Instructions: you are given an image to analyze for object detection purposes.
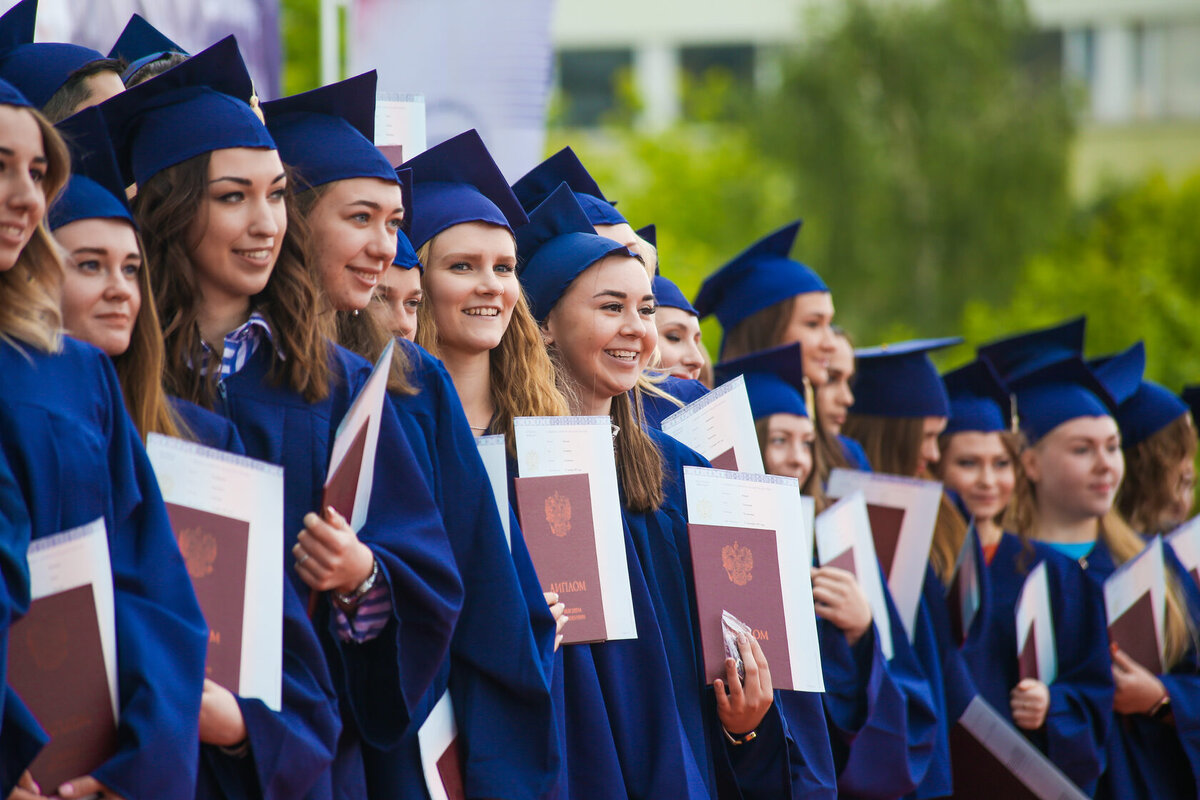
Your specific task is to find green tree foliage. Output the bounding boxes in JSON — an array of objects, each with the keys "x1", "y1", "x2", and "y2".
[
  {"x1": 280, "y1": 0, "x2": 319, "y2": 96},
  {"x1": 754, "y1": 0, "x2": 1075, "y2": 343},
  {"x1": 960, "y1": 172, "x2": 1200, "y2": 389}
]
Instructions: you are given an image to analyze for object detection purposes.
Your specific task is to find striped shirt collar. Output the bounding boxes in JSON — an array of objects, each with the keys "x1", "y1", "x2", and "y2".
[{"x1": 199, "y1": 311, "x2": 282, "y2": 380}]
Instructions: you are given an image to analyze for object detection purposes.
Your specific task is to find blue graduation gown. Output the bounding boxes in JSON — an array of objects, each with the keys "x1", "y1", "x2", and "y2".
[
  {"x1": 0, "y1": 452, "x2": 38, "y2": 797},
  {"x1": 170, "y1": 395, "x2": 246, "y2": 453},
  {"x1": 213, "y1": 342, "x2": 463, "y2": 797},
  {"x1": 361, "y1": 341, "x2": 558, "y2": 800},
  {"x1": 639, "y1": 375, "x2": 709, "y2": 430},
  {"x1": 1088, "y1": 537, "x2": 1200, "y2": 799},
  {"x1": 643, "y1": 427, "x2": 835, "y2": 798},
  {"x1": 816, "y1": 569, "x2": 940, "y2": 799},
  {"x1": 837, "y1": 434, "x2": 872, "y2": 471},
  {"x1": 0, "y1": 337, "x2": 208, "y2": 798},
  {"x1": 963, "y1": 533, "x2": 1114, "y2": 795}
]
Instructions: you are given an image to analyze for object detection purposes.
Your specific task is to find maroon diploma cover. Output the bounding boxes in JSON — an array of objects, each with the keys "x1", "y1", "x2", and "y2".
[
  {"x1": 514, "y1": 473, "x2": 607, "y2": 644},
  {"x1": 709, "y1": 448, "x2": 739, "y2": 471},
  {"x1": 435, "y1": 737, "x2": 467, "y2": 800},
  {"x1": 323, "y1": 421, "x2": 370, "y2": 523},
  {"x1": 826, "y1": 547, "x2": 858, "y2": 577},
  {"x1": 688, "y1": 524, "x2": 796, "y2": 690},
  {"x1": 1017, "y1": 625, "x2": 1039, "y2": 682},
  {"x1": 165, "y1": 503, "x2": 251, "y2": 691},
  {"x1": 865, "y1": 504, "x2": 906, "y2": 578},
  {"x1": 8, "y1": 585, "x2": 117, "y2": 790},
  {"x1": 1107, "y1": 591, "x2": 1163, "y2": 675}
]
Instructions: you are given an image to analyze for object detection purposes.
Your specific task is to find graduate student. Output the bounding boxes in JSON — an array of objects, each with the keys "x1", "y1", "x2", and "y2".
[
  {"x1": 818, "y1": 328, "x2": 872, "y2": 472},
  {"x1": 371, "y1": 228, "x2": 423, "y2": 340},
  {"x1": 0, "y1": 0, "x2": 124, "y2": 121},
  {"x1": 101, "y1": 40, "x2": 463, "y2": 797},
  {"x1": 0, "y1": 76, "x2": 207, "y2": 800},
  {"x1": 519, "y1": 183, "x2": 837, "y2": 799},
  {"x1": 642, "y1": 236, "x2": 706, "y2": 382},
  {"x1": 933, "y1": 355, "x2": 1115, "y2": 796},
  {"x1": 266, "y1": 81, "x2": 558, "y2": 800},
  {"x1": 716, "y1": 342, "x2": 941, "y2": 799},
  {"x1": 107, "y1": 13, "x2": 189, "y2": 89}
]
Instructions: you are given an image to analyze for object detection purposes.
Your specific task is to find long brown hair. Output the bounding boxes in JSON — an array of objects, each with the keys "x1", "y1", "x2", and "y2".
[
  {"x1": 720, "y1": 295, "x2": 795, "y2": 361},
  {"x1": 842, "y1": 414, "x2": 926, "y2": 478},
  {"x1": 1010, "y1": 440, "x2": 1196, "y2": 671},
  {"x1": 0, "y1": 106, "x2": 69, "y2": 353},
  {"x1": 1117, "y1": 414, "x2": 1197, "y2": 535},
  {"x1": 293, "y1": 184, "x2": 415, "y2": 396},
  {"x1": 755, "y1": 416, "x2": 829, "y2": 511},
  {"x1": 414, "y1": 237, "x2": 568, "y2": 452},
  {"x1": 135, "y1": 153, "x2": 330, "y2": 408}
]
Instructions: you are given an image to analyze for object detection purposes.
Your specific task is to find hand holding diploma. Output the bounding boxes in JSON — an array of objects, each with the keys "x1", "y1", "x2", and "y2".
[
  {"x1": 199, "y1": 679, "x2": 249, "y2": 748},
  {"x1": 715, "y1": 635, "x2": 774, "y2": 738},
  {"x1": 810, "y1": 566, "x2": 873, "y2": 647},
  {"x1": 1010, "y1": 678, "x2": 1050, "y2": 731},
  {"x1": 544, "y1": 592, "x2": 568, "y2": 652},
  {"x1": 294, "y1": 506, "x2": 376, "y2": 596},
  {"x1": 1110, "y1": 645, "x2": 1168, "y2": 717}
]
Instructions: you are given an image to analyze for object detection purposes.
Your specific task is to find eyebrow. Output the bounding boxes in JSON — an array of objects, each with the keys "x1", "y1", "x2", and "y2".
[
  {"x1": 346, "y1": 199, "x2": 405, "y2": 215},
  {"x1": 0, "y1": 145, "x2": 47, "y2": 163},
  {"x1": 72, "y1": 246, "x2": 141, "y2": 260},
  {"x1": 209, "y1": 172, "x2": 287, "y2": 186}
]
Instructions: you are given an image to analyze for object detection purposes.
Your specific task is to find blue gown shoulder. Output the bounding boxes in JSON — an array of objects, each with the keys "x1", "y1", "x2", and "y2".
[
  {"x1": 837, "y1": 434, "x2": 872, "y2": 471},
  {"x1": 169, "y1": 395, "x2": 246, "y2": 454}
]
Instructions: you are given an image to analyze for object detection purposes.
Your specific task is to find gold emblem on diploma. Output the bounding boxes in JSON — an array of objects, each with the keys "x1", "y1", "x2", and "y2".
[
  {"x1": 545, "y1": 491, "x2": 572, "y2": 538},
  {"x1": 721, "y1": 541, "x2": 754, "y2": 586},
  {"x1": 179, "y1": 525, "x2": 218, "y2": 579}
]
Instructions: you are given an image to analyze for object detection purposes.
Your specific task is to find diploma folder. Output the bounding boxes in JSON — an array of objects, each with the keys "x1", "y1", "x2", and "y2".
[
  {"x1": 1103, "y1": 535, "x2": 1167, "y2": 675},
  {"x1": 1015, "y1": 562, "x2": 1057, "y2": 684},
  {"x1": 418, "y1": 690, "x2": 466, "y2": 800},
  {"x1": 660, "y1": 375, "x2": 765, "y2": 474},
  {"x1": 1166, "y1": 515, "x2": 1200, "y2": 591},
  {"x1": 946, "y1": 522, "x2": 983, "y2": 647},
  {"x1": 826, "y1": 469, "x2": 943, "y2": 642},
  {"x1": 7, "y1": 519, "x2": 118, "y2": 791},
  {"x1": 475, "y1": 434, "x2": 511, "y2": 549},
  {"x1": 147, "y1": 433, "x2": 285, "y2": 710},
  {"x1": 950, "y1": 695, "x2": 1089, "y2": 800}
]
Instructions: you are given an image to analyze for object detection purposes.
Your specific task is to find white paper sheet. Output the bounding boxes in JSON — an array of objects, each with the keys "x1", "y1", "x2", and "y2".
[
  {"x1": 147, "y1": 434, "x2": 285, "y2": 711},
  {"x1": 418, "y1": 689, "x2": 461, "y2": 800},
  {"x1": 683, "y1": 467, "x2": 824, "y2": 692},
  {"x1": 475, "y1": 434, "x2": 511, "y2": 549},
  {"x1": 26, "y1": 518, "x2": 118, "y2": 720},
  {"x1": 948, "y1": 522, "x2": 982, "y2": 645},
  {"x1": 1103, "y1": 535, "x2": 1167, "y2": 670},
  {"x1": 328, "y1": 338, "x2": 394, "y2": 532},
  {"x1": 816, "y1": 491, "x2": 894, "y2": 660},
  {"x1": 375, "y1": 92, "x2": 427, "y2": 158},
  {"x1": 660, "y1": 376, "x2": 764, "y2": 474},
  {"x1": 514, "y1": 416, "x2": 636, "y2": 640},
  {"x1": 826, "y1": 469, "x2": 942, "y2": 642},
  {"x1": 1015, "y1": 562, "x2": 1058, "y2": 685},
  {"x1": 1166, "y1": 515, "x2": 1200, "y2": 588}
]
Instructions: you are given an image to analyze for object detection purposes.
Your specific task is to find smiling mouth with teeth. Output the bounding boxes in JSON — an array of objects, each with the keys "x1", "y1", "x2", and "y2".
[
  {"x1": 463, "y1": 308, "x2": 500, "y2": 317},
  {"x1": 606, "y1": 350, "x2": 639, "y2": 361}
]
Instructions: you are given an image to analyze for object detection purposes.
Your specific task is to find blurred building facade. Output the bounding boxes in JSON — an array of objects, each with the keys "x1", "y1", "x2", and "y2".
[{"x1": 551, "y1": 0, "x2": 1200, "y2": 196}]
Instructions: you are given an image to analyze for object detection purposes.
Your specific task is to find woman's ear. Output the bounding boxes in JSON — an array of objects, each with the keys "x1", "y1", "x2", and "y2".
[
  {"x1": 1021, "y1": 445, "x2": 1041, "y2": 484},
  {"x1": 539, "y1": 318, "x2": 554, "y2": 347}
]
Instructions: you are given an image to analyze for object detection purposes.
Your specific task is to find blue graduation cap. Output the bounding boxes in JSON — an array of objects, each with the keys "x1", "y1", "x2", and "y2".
[
  {"x1": 850, "y1": 337, "x2": 963, "y2": 419},
  {"x1": 636, "y1": 223, "x2": 656, "y2": 251},
  {"x1": 394, "y1": 166, "x2": 413, "y2": 234},
  {"x1": 516, "y1": 182, "x2": 635, "y2": 321},
  {"x1": 48, "y1": 105, "x2": 133, "y2": 230},
  {"x1": 1088, "y1": 341, "x2": 1145, "y2": 407},
  {"x1": 715, "y1": 342, "x2": 808, "y2": 421},
  {"x1": 1091, "y1": 342, "x2": 1189, "y2": 448},
  {"x1": 692, "y1": 221, "x2": 827, "y2": 349},
  {"x1": 0, "y1": 75, "x2": 30, "y2": 106},
  {"x1": 652, "y1": 274, "x2": 696, "y2": 316},
  {"x1": 978, "y1": 316, "x2": 1086, "y2": 381},
  {"x1": 943, "y1": 358, "x2": 1013, "y2": 435},
  {"x1": 512, "y1": 146, "x2": 626, "y2": 226},
  {"x1": 263, "y1": 71, "x2": 395, "y2": 192},
  {"x1": 402, "y1": 129, "x2": 527, "y2": 250},
  {"x1": 107, "y1": 14, "x2": 187, "y2": 84},
  {"x1": 390, "y1": 169, "x2": 420, "y2": 268},
  {"x1": 1008, "y1": 355, "x2": 1116, "y2": 443},
  {"x1": 0, "y1": 0, "x2": 106, "y2": 109},
  {"x1": 1182, "y1": 386, "x2": 1200, "y2": 427},
  {"x1": 96, "y1": 36, "x2": 271, "y2": 187}
]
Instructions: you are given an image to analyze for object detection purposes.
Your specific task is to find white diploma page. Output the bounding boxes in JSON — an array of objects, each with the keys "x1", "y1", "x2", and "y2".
[
  {"x1": 1167, "y1": 516, "x2": 1200, "y2": 590},
  {"x1": 514, "y1": 416, "x2": 636, "y2": 640},
  {"x1": 660, "y1": 376, "x2": 765, "y2": 474},
  {"x1": 815, "y1": 491, "x2": 894, "y2": 660},
  {"x1": 327, "y1": 338, "x2": 394, "y2": 532},
  {"x1": 826, "y1": 468, "x2": 942, "y2": 642},
  {"x1": 1015, "y1": 562, "x2": 1058, "y2": 685},
  {"x1": 147, "y1": 433, "x2": 285, "y2": 711},
  {"x1": 683, "y1": 466, "x2": 824, "y2": 692},
  {"x1": 26, "y1": 518, "x2": 119, "y2": 720},
  {"x1": 1103, "y1": 535, "x2": 1167, "y2": 674},
  {"x1": 475, "y1": 434, "x2": 511, "y2": 549},
  {"x1": 418, "y1": 689, "x2": 465, "y2": 800},
  {"x1": 375, "y1": 92, "x2": 427, "y2": 159}
]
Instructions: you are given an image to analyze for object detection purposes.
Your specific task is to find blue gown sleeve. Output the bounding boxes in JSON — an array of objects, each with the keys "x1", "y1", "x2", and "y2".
[
  {"x1": 90, "y1": 357, "x2": 209, "y2": 799},
  {"x1": 1161, "y1": 546, "x2": 1200, "y2": 796}
]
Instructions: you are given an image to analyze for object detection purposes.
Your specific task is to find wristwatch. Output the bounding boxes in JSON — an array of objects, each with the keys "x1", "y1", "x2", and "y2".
[
  {"x1": 722, "y1": 725, "x2": 758, "y2": 746},
  {"x1": 334, "y1": 558, "x2": 379, "y2": 609},
  {"x1": 1149, "y1": 693, "x2": 1172, "y2": 721}
]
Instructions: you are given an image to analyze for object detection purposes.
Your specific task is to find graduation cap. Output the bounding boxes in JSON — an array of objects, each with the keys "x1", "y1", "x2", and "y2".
[
  {"x1": 0, "y1": 75, "x2": 30, "y2": 107},
  {"x1": 1182, "y1": 386, "x2": 1200, "y2": 427},
  {"x1": 652, "y1": 274, "x2": 696, "y2": 316},
  {"x1": 1008, "y1": 355, "x2": 1116, "y2": 443},
  {"x1": 978, "y1": 316, "x2": 1086, "y2": 382},
  {"x1": 942, "y1": 358, "x2": 1013, "y2": 435},
  {"x1": 850, "y1": 337, "x2": 963, "y2": 419},
  {"x1": 392, "y1": 230, "x2": 421, "y2": 271},
  {"x1": 516, "y1": 182, "x2": 635, "y2": 321},
  {"x1": 692, "y1": 221, "x2": 827, "y2": 350},
  {"x1": 636, "y1": 223, "x2": 656, "y2": 251},
  {"x1": 107, "y1": 14, "x2": 187, "y2": 84},
  {"x1": 512, "y1": 146, "x2": 626, "y2": 226},
  {"x1": 0, "y1": 0, "x2": 107, "y2": 109},
  {"x1": 401, "y1": 128, "x2": 527, "y2": 250},
  {"x1": 96, "y1": 36, "x2": 271, "y2": 187},
  {"x1": 394, "y1": 167, "x2": 413, "y2": 234},
  {"x1": 715, "y1": 342, "x2": 809, "y2": 421},
  {"x1": 1091, "y1": 342, "x2": 1189, "y2": 448},
  {"x1": 48, "y1": 105, "x2": 133, "y2": 230},
  {"x1": 263, "y1": 71, "x2": 395, "y2": 192}
]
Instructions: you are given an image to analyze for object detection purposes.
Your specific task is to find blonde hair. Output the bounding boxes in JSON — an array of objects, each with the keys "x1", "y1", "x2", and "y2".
[
  {"x1": 1010, "y1": 439, "x2": 1196, "y2": 671},
  {"x1": 415, "y1": 237, "x2": 568, "y2": 454},
  {"x1": 0, "y1": 107, "x2": 69, "y2": 352}
]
